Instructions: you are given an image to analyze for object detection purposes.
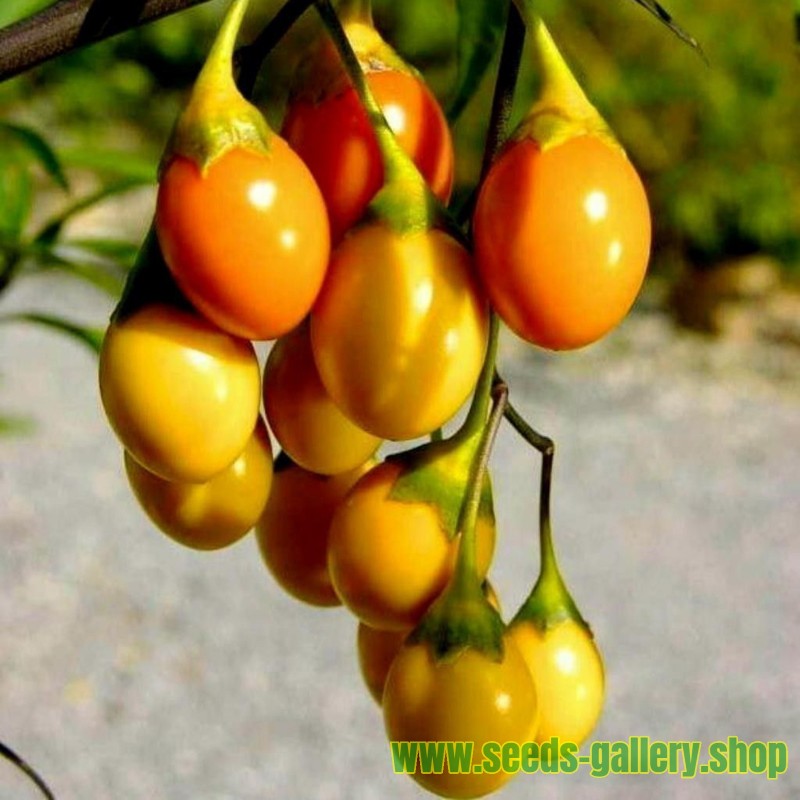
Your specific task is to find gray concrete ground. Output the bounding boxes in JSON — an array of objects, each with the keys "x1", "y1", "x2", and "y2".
[{"x1": 1, "y1": 268, "x2": 798, "y2": 800}]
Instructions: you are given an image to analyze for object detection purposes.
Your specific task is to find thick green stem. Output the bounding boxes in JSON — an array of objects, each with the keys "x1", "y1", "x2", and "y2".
[
  {"x1": 195, "y1": 0, "x2": 249, "y2": 100},
  {"x1": 336, "y1": 0, "x2": 373, "y2": 25},
  {"x1": 167, "y1": 0, "x2": 271, "y2": 170},
  {"x1": 451, "y1": 382, "x2": 508, "y2": 594},
  {"x1": 513, "y1": 0, "x2": 615, "y2": 150},
  {"x1": 524, "y1": 9, "x2": 589, "y2": 116},
  {"x1": 458, "y1": 313, "x2": 500, "y2": 440}
]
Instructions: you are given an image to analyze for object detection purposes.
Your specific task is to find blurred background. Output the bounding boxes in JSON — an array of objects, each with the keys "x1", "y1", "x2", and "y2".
[{"x1": 0, "y1": 0, "x2": 798, "y2": 798}]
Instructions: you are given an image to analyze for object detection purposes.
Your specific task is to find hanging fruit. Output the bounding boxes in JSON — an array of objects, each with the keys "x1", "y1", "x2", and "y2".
[
  {"x1": 156, "y1": 0, "x2": 331, "y2": 341},
  {"x1": 473, "y1": 10, "x2": 651, "y2": 351}
]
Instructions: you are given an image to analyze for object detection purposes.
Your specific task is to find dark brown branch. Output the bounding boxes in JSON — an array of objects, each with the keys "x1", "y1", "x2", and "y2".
[
  {"x1": 456, "y1": 1, "x2": 525, "y2": 225},
  {"x1": 479, "y1": 1, "x2": 525, "y2": 180},
  {"x1": 0, "y1": 740, "x2": 55, "y2": 800},
  {"x1": 0, "y1": 0, "x2": 215, "y2": 83},
  {"x1": 235, "y1": 0, "x2": 316, "y2": 96}
]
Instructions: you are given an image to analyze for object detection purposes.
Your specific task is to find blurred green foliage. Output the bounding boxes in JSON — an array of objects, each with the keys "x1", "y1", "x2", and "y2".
[
  {"x1": 0, "y1": 116, "x2": 147, "y2": 351},
  {"x1": 0, "y1": 0, "x2": 798, "y2": 286}
]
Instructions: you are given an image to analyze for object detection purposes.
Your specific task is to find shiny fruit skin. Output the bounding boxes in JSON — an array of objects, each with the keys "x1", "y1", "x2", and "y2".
[
  {"x1": 473, "y1": 135, "x2": 651, "y2": 350},
  {"x1": 156, "y1": 144, "x2": 330, "y2": 340},
  {"x1": 383, "y1": 638, "x2": 539, "y2": 799},
  {"x1": 357, "y1": 623, "x2": 407, "y2": 705},
  {"x1": 124, "y1": 420, "x2": 273, "y2": 551},
  {"x1": 327, "y1": 461, "x2": 495, "y2": 630},
  {"x1": 263, "y1": 323, "x2": 380, "y2": 476},
  {"x1": 99, "y1": 304, "x2": 261, "y2": 483},
  {"x1": 357, "y1": 583, "x2": 501, "y2": 706},
  {"x1": 282, "y1": 70, "x2": 454, "y2": 242},
  {"x1": 311, "y1": 226, "x2": 489, "y2": 441},
  {"x1": 256, "y1": 459, "x2": 373, "y2": 607},
  {"x1": 509, "y1": 619, "x2": 604, "y2": 746}
]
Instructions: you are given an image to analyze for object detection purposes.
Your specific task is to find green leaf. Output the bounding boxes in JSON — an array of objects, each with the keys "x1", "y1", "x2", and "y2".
[
  {"x1": 0, "y1": 122, "x2": 69, "y2": 190},
  {"x1": 0, "y1": 158, "x2": 33, "y2": 241},
  {"x1": 0, "y1": 1, "x2": 50, "y2": 28},
  {"x1": 58, "y1": 148, "x2": 157, "y2": 183},
  {"x1": 67, "y1": 237, "x2": 140, "y2": 264},
  {"x1": 34, "y1": 178, "x2": 150, "y2": 245},
  {"x1": 0, "y1": 312, "x2": 105, "y2": 354},
  {"x1": 447, "y1": 0, "x2": 510, "y2": 122},
  {"x1": 37, "y1": 256, "x2": 127, "y2": 296},
  {"x1": 25, "y1": 256, "x2": 126, "y2": 296},
  {"x1": 0, "y1": 413, "x2": 35, "y2": 436},
  {"x1": 4, "y1": 239, "x2": 129, "y2": 295},
  {"x1": 624, "y1": 0, "x2": 704, "y2": 55}
]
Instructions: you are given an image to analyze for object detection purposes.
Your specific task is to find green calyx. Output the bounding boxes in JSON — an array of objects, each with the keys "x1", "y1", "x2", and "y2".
[
  {"x1": 387, "y1": 432, "x2": 495, "y2": 541},
  {"x1": 512, "y1": 557, "x2": 588, "y2": 634},
  {"x1": 512, "y1": 2, "x2": 620, "y2": 153},
  {"x1": 385, "y1": 426, "x2": 499, "y2": 664},
  {"x1": 511, "y1": 504, "x2": 590, "y2": 634},
  {"x1": 162, "y1": 0, "x2": 273, "y2": 175},
  {"x1": 111, "y1": 228, "x2": 192, "y2": 323},
  {"x1": 408, "y1": 579, "x2": 505, "y2": 663}
]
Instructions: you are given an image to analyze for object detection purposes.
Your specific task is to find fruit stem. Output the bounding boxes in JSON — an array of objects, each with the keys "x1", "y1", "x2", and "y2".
[
  {"x1": 451, "y1": 381, "x2": 508, "y2": 594},
  {"x1": 314, "y1": 0, "x2": 436, "y2": 232},
  {"x1": 514, "y1": 2, "x2": 588, "y2": 117},
  {"x1": 480, "y1": 1, "x2": 526, "y2": 180},
  {"x1": 336, "y1": 0, "x2": 373, "y2": 25},
  {"x1": 457, "y1": 312, "x2": 499, "y2": 443},
  {"x1": 197, "y1": 0, "x2": 249, "y2": 96},
  {"x1": 504, "y1": 399, "x2": 586, "y2": 628},
  {"x1": 166, "y1": 0, "x2": 272, "y2": 172},
  {"x1": 512, "y1": 1, "x2": 616, "y2": 150}
]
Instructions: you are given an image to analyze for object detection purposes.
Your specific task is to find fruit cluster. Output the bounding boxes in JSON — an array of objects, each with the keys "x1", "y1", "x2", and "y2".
[{"x1": 97, "y1": 0, "x2": 650, "y2": 796}]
